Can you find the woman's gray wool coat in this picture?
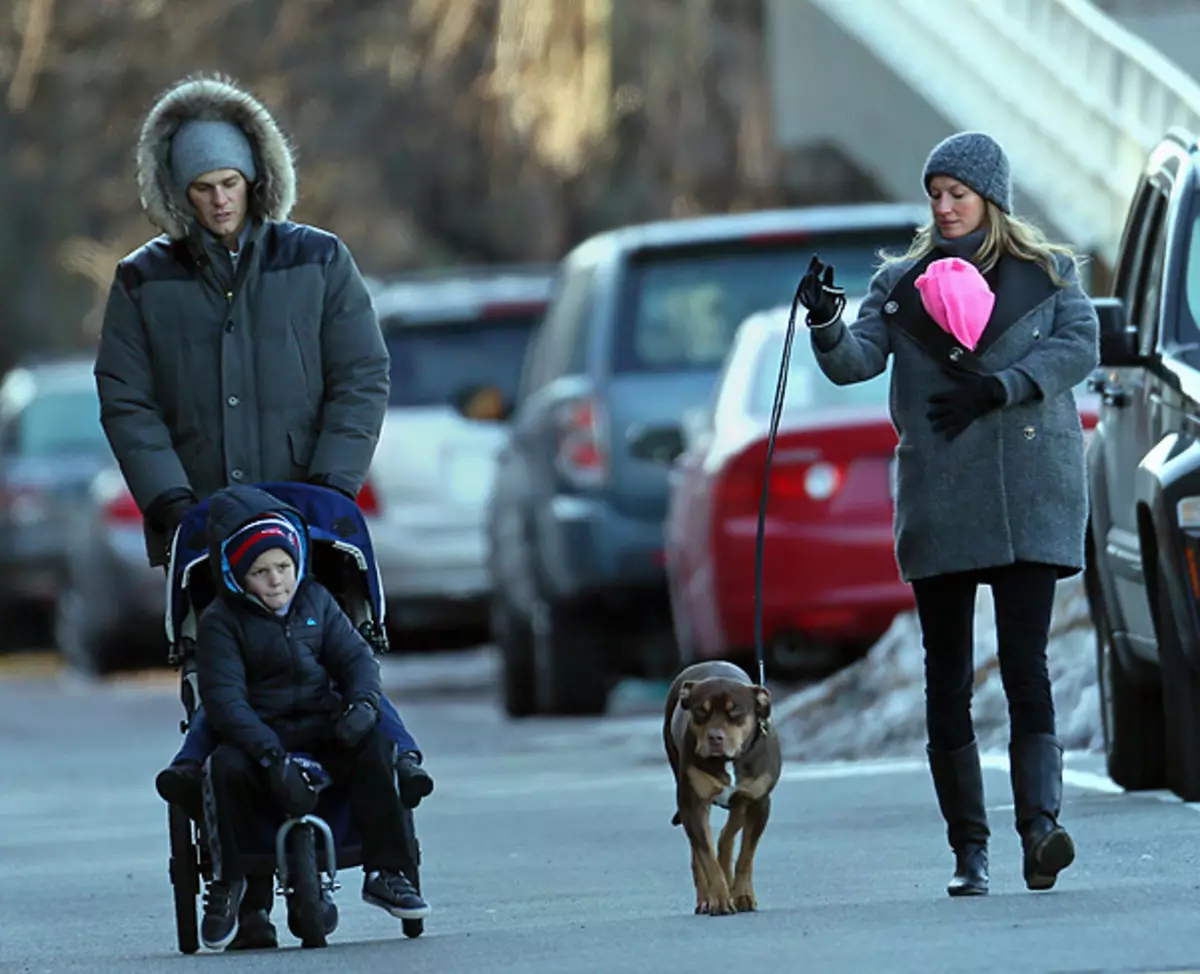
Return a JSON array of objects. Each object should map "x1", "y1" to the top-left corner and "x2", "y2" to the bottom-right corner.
[{"x1": 810, "y1": 252, "x2": 1100, "y2": 583}]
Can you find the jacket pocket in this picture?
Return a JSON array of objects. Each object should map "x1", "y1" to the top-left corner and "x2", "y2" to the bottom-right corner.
[{"x1": 287, "y1": 429, "x2": 315, "y2": 474}]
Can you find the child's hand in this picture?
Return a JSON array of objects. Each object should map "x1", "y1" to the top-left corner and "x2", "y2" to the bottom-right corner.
[
  {"x1": 335, "y1": 701, "x2": 379, "y2": 748},
  {"x1": 266, "y1": 753, "x2": 319, "y2": 818}
]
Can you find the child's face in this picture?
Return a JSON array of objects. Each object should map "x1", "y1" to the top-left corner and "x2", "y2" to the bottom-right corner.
[{"x1": 244, "y1": 548, "x2": 296, "y2": 609}]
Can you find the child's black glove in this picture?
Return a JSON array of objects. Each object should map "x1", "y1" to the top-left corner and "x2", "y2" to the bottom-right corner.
[
  {"x1": 334, "y1": 700, "x2": 379, "y2": 748},
  {"x1": 927, "y1": 374, "x2": 1006, "y2": 440},
  {"x1": 265, "y1": 752, "x2": 319, "y2": 818}
]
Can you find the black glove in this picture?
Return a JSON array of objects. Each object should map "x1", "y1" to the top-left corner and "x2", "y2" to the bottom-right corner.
[
  {"x1": 797, "y1": 255, "x2": 847, "y2": 327},
  {"x1": 307, "y1": 474, "x2": 356, "y2": 501},
  {"x1": 265, "y1": 752, "x2": 319, "y2": 818},
  {"x1": 334, "y1": 700, "x2": 379, "y2": 748},
  {"x1": 144, "y1": 486, "x2": 198, "y2": 534},
  {"x1": 926, "y1": 374, "x2": 1006, "y2": 441}
]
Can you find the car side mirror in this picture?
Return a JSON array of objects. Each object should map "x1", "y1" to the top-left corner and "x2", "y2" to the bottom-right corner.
[
  {"x1": 451, "y1": 384, "x2": 512, "y2": 423},
  {"x1": 1093, "y1": 297, "x2": 1142, "y2": 367},
  {"x1": 628, "y1": 422, "x2": 686, "y2": 466}
]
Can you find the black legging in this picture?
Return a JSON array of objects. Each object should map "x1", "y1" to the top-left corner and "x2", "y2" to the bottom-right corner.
[{"x1": 912, "y1": 561, "x2": 1059, "y2": 752}]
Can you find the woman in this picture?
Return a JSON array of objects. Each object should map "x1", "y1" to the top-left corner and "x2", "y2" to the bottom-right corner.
[{"x1": 797, "y1": 131, "x2": 1099, "y2": 897}]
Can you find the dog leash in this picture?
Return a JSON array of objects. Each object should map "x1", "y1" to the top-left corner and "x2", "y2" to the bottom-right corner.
[{"x1": 752, "y1": 279, "x2": 807, "y2": 688}]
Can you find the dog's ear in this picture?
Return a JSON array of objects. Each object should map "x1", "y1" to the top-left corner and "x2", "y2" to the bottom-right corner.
[
  {"x1": 752, "y1": 685, "x2": 771, "y2": 718},
  {"x1": 678, "y1": 680, "x2": 697, "y2": 709}
]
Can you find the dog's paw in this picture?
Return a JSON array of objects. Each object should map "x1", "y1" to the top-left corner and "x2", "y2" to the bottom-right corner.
[
  {"x1": 733, "y1": 890, "x2": 757, "y2": 912},
  {"x1": 706, "y1": 893, "x2": 737, "y2": 916}
]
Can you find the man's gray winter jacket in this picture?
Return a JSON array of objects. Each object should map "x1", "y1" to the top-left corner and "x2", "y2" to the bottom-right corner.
[
  {"x1": 810, "y1": 249, "x2": 1099, "y2": 582},
  {"x1": 94, "y1": 75, "x2": 389, "y2": 565}
]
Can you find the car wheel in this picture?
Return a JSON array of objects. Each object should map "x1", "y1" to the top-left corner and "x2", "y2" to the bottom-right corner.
[
  {"x1": 493, "y1": 596, "x2": 537, "y2": 718},
  {"x1": 530, "y1": 597, "x2": 609, "y2": 716},
  {"x1": 1092, "y1": 567, "x2": 1165, "y2": 790},
  {"x1": 1154, "y1": 554, "x2": 1200, "y2": 801}
]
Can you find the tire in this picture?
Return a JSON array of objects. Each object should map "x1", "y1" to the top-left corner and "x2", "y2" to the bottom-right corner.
[
  {"x1": 494, "y1": 596, "x2": 537, "y2": 718},
  {"x1": 1154, "y1": 554, "x2": 1200, "y2": 800},
  {"x1": 285, "y1": 826, "x2": 327, "y2": 949},
  {"x1": 531, "y1": 597, "x2": 609, "y2": 716},
  {"x1": 1092, "y1": 569, "x2": 1166, "y2": 790},
  {"x1": 167, "y1": 805, "x2": 200, "y2": 955},
  {"x1": 400, "y1": 804, "x2": 423, "y2": 938}
]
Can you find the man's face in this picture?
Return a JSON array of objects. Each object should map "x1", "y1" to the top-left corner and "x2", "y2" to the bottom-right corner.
[
  {"x1": 186, "y1": 168, "x2": 249, "y2": 243},
  {"x1": 244, "y1": 548, "x2": 296, "y2": 610}
]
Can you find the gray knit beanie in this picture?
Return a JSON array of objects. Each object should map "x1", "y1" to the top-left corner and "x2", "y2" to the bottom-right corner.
[
  {"x1": 922, "y1": 131, "x2": 1012, "y2": 213},
  {"x1": 169, "y1": 119, "x2": 257, "y2": 190}
]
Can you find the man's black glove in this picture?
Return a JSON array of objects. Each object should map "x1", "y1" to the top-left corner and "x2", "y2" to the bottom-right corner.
[
  {"x1": 264, "y1": 751, "x2": 319, "y2": 818},
  {"x1": 926, "y1": 374, "x2": 1007, "y2": 441},
  {"x1": 145, "y1": 486, "x2": 198, "y2": 534},
  {"x1": 307, "y1": 474, "x2": 356, "y2": 501},
  {"x1": 797, "y1": 255, "x2": 847, "y2": 327},
  {"x1": 334, "y1": 700, "x2": 378, "y2": 748}
]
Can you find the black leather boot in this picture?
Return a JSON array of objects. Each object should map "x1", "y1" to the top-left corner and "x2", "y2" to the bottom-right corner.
[
  {"x1": 927, "y1": 740, "x2": 990, "y2": 896},
  {"x1": 1010, "y1": 733, "x2": 1075, "y2": 890}
]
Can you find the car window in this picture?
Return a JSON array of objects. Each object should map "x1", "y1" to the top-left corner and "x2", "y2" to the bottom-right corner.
[
  {"x1": 747, "y1": 331, "x2": 890, "y2": 416},
  {"x1": 1179, "y1": 191, "x2": 1200, "y2": 344},
  {"x1": 386, "y1": 314, "x2": 540, "y2": 408},
  {"x1": 614, "y1": 234, "x2": 913, "y2": 375},
  {"x1": 5, "y1": 389, "x2": 108, "y2": 458}
]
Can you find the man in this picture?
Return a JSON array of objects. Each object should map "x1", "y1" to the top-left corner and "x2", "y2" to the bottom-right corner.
[{"x1": 94, "y1": 73, "x2": 431, "y2": 949}]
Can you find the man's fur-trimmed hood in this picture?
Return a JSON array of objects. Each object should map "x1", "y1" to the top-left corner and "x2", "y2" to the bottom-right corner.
[{"x1": 136, "y1": 74, "x2": 297, "y2": 240}]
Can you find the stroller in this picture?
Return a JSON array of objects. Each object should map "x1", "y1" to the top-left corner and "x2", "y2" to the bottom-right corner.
[{"x1": 163, "y1": 482, "x2": 423, "y2": 953}]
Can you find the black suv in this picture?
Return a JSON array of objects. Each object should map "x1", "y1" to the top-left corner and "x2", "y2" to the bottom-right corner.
[
  {"x1": 486, "y1": 203, "x2": 926, "y2": 717},
  {"x1": 1085, "y1": 127, "x2": 1200, "y2": 801}
]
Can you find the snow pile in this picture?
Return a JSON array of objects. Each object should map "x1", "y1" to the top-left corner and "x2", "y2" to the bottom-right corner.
[{"x1": 774, "y1": 574, "x2": 1103, "y2": 759}]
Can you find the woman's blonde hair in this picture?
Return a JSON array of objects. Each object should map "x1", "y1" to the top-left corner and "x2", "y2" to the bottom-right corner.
[{"x1": 881, "y1": 201, "x2": 1082, "y2": 287}]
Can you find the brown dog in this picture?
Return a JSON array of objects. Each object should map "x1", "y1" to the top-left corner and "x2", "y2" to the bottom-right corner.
[{"x1": 664, "y1": 660, "x2": 782, "y2": 916}]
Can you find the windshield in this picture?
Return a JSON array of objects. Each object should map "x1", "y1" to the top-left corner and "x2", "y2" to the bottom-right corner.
[
  {"x1": 8, "y1": 389, "x2": 109, "y2": 458},
  {"x1": 385, "y1": 314, "x2": 540, "y2": 409},
  {"x1": 614, "y1": 233, "x2": 913, "y2": 375},
  {"x1": 747, "y1": 331, "x2": 890, "y2": 417}
]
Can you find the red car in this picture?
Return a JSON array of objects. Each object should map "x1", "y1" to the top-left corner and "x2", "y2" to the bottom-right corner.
[{"x1": 664, "y1": 300, "x2": 1101, "y2": 681}]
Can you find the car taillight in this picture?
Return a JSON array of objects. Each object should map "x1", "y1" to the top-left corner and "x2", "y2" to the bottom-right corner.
[
  {"x1": 103, "y1": 488, "x2": 143, "y2": 524},
  {"x1": 554, "y1": 396, "x2": 608, "y2": 488},
  {"x1": 716, "y1": 448, "x2": 844, "y2": 518},
  {"x1": 356, "y1": 479, "x2": 382, "y2": 516}
]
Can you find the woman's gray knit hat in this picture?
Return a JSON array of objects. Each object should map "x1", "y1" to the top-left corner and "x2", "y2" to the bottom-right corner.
[
  {"x1": 169, "y1": 118, "x2": 258, "y2": 190},
  {"x1": 922, "y1": 131, "x2": 1012, "y2": 213}
]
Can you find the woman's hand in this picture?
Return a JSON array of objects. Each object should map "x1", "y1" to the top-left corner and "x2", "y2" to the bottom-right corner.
[
  {"x1": 798, "y1": 255, "x2": 847, "y2": 327},
  {"x1": 927, "y1": 374, "x2": 1006, "y2": 440}
]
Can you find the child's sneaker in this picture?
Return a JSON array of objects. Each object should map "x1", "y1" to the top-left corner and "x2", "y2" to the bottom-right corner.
[
  {"x1": 200, "y1": 877, "x2": 246, "y2": 950},
  {"x1": 362, "y1": 870, "x2": 430, "y2": 920}
]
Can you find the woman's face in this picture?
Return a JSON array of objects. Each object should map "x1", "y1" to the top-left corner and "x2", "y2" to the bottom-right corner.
[{"x1": 928, "y1": 175, "x2": 986, "y2": 239}]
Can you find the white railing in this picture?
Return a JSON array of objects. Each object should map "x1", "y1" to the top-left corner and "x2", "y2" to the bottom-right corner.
[{"x1": 806, "y1": 0, "x2": 1200, "y2": 263}]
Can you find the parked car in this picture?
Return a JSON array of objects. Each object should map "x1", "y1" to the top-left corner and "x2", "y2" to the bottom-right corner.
[
  {"x1": 661, "y1": 296, "x2": 914, "y2": 680},
  {"x1": 54, "y1": 465, "x2": 166, "y2": 674},
  {"x1": 0, "y1": 356, "x2": 115, "y2": 648},
  {"x1": 1084, "y1": 126, "x2": 1200, "y2": 801},
  {"x1": 369, "y1": 265, "x2": 554, "y2": 648},
  {"x1": 485, "y1": 203, "x2": 930, "y2": 717},
  {"x1": 665, "y1": 294, "x2": 1103, "y2": 685}
]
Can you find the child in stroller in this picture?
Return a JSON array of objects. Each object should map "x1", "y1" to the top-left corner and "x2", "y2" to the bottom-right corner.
[{"x1": 190, "y1": 484, "x2": 429, "y2": 950}]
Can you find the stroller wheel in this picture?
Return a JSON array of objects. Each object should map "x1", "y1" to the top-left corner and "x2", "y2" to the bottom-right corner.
[
  {"x1": 167, "y1": 805, "x2": 200, "y2": 954},
  {"x1": 285, "y1": 826, "x2": 327, "y2": 948}
]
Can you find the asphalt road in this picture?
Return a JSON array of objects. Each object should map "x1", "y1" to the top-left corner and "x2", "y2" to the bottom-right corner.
[{"x1": 4, "y1": 650, "x2": 1200, "y2": 974}]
